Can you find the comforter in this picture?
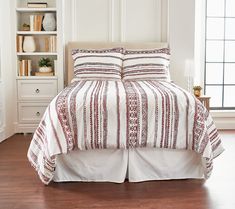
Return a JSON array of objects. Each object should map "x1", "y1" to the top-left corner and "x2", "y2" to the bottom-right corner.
[{"x1": 27, "y1": 80, "x2": 224, "y2": 184}]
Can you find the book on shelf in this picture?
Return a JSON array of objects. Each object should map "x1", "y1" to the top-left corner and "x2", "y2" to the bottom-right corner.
[
  {"x1": 54, "y1": 60, "x2": 57, "y2": 76},
  {"x1": 27, "y1": 3, "x2": 48, "y2": 8},
  {"x1": 35, "y1": 72, "x2": 54, "y2": 76},
  {"x1": 18, "y1": 60, "x2": 32, "y2": 76},
  {"x1": 16, "y1": 35, "x2": 24, "y2": 52},
  {"x1": 30, "y1": 15, "x2": 43, "y2": 31},
  {"x1": 44, "y1": 36, "x2": 57, "y2": 52}
]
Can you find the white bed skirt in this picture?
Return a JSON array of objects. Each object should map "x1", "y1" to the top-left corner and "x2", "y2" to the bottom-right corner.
[{"x1": 53, "y1": 148, "x2": 204, "y2": 183}]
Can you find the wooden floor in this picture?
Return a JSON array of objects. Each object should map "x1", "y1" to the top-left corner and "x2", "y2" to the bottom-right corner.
[{"x1": 0, "y1": 131, "x2": 234, "y2": 209}]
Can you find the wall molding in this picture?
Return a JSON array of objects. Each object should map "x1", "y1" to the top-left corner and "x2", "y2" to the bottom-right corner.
[
  {"x1": 120, "y1": 0, "x2": 165, "y2": 42},
  {"x1": 161, "y1": 0, "x2": 169, "y2": 42},
  {"x1": 71, "y1": 0, "x2": 79, "y2": 41},
  {"x1": 109, "y1": 0, "x2": 115, "y2": 42},
  {"x1": 69, "y1": 0, "x2": 168, "y2": 42},
  {"x1": 120, "y1": 0, "x2": 126, "y2": 42},
  {"x1": 156, "y1": 0, "x2": 162, "y2": 41}
]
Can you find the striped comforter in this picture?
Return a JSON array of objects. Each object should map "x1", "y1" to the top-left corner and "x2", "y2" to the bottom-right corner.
[{"x1": 27, "y1": 80, "x2": 224, "y2": 184}]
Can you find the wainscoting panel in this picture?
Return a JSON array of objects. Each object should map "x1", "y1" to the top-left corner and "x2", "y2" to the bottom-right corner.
[
  {"x1": 74, "y1": 0, "x2": 111, "y2": 41},
  {"x1": 68, "y1": 0, "x2": 168, "y2": 42},
  {"x1": 121, "y1": 0, "x2": 162, "y2": 42}
]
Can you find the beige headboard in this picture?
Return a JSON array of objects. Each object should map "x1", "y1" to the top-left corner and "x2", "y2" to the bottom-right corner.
[{"x1": 66, "y1": 42, "x2": 168, "y2": 85}]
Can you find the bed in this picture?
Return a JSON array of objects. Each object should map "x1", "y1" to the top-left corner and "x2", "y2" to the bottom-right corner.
[{"x1": 27, "y1": 42, "x2": 224, "y2": 184}]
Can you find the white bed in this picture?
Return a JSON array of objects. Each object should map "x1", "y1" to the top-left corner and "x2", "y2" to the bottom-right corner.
[
  {"x1": 51, "y1": 42, "x2": 205, "y2": 183},
  {"x1": 27, "y1": 42, "x2": 223, "y2": 184}
]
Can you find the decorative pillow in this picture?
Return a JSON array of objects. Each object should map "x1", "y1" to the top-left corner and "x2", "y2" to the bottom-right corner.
[
  {"x1": 72, "y1": 48, "x2": 124, "y2": 80},
  {"x1": 122, "y1": 48, "x2": 170, "y2": 81}
]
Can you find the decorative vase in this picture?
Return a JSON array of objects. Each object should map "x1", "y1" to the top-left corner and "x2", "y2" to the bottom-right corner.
[
  {"x1": 39, "y1": 66, "x2": 52, "y2": 73},
  {"x1": 23, "y1": 36, "x2": 36, "y2": 52},
  {"x1": 194, "y1": 89, "x2": 201, "y2": 97},
  {"x1": 43, "y1": 13, "x2": 56, "y2": 31}
]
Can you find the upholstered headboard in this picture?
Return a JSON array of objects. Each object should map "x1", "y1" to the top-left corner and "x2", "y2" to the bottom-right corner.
[{"x1": 66, "y1": 42, "x2": 168, "y2": 85}]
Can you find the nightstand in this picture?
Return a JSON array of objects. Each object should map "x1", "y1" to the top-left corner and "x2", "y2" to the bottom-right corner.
[{"x1": 198, "y1": 96, "x2": 211, "y2": 111}]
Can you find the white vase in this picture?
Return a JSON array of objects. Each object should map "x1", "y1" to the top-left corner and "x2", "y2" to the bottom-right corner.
[
  {"x1": 39, "y1": 66, "x2": 52, "y2": 73},
  {"x1": 23, "y1": 36, "x2": 36, "y2": 52},
  {"x1": 43, "y1": 13, "x2": 56, "y2": 31}
]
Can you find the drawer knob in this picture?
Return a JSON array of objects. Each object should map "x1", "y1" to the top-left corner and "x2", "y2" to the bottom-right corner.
[
  {"x1": 35, "y1": 89, "x2": 40, "y2": 93},
  {"x1": 36, "y1": 112, "x2": 40, "y2": 116}
]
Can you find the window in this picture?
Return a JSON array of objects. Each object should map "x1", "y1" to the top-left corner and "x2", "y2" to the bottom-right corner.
[{"x1": 205, "y1": 0, "x2": 235, "y2": 109}]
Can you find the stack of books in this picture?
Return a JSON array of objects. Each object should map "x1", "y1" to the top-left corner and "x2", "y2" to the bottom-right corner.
[
  {"x1": 27, "y1": 1, "x2": 48, "y2": 8},
  {"x1": 45, "y1": 36, "x2": 57, "y2": 52},
  {"x1": 18, "y1": 60, "x2": 32, "y2": 76},
  {"x1": 30, "y1": 15, "x2": 43, "y2": 31},
  {"x1": 16, "y1": 35, "x2": 24, "y2": 52}
]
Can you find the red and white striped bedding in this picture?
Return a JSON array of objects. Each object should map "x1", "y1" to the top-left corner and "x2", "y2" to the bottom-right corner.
[
  {"x1": 123, "y1": 48, "x2": 170, "y2": 81},
  {"x1": 27, "y1": 80, "x2": 224, "y2": 184},
  {"x1": 72, "y1": 48, "x2": 124, "y2": 80}
]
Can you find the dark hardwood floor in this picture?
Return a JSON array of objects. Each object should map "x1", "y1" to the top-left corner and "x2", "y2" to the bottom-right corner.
[{"x1": 0, "y1": 131, "x2": 234, "y2": 209}]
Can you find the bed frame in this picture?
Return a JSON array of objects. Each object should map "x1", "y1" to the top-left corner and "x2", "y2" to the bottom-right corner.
[{"x1": 66, "y1": 42, "x2": 168, "y2": 85}]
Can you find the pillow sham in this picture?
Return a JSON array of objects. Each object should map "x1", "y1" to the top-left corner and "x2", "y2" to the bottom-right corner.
[
  {"x1": 122, "y1": 48, "x2": 170, "y2": 81},
  {"x1": 72, "y1": 48, "x2": 124, "y2": 80}
]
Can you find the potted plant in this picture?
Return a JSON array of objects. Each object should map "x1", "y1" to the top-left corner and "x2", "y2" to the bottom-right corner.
[
  {"x1": 193, "y1": 85, "x2": 202, "y2": 97},
  {"x1": 22, "y1": 23, "x2": 30, "y2": 31},
  {"x1": 38, "y1": 57, "x2": 53, "y2": 73}
]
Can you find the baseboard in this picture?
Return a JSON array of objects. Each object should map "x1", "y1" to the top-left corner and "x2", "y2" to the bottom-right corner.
[
  {"x1": 0, "y1": 128, "x2": 6, "y2": 143},
  {"x1": 14, "y1": 123, "x2": 37, "y2": 134},
  {"x1": 213, "y1": 118, "x2": 235, "y2": 130},
  {"x1": 210, "y1": 111, "x2": 235, "y2": 130}
]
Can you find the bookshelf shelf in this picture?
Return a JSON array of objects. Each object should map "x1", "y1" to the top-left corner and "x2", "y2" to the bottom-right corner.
[
  {"x1": 17, "y1": 52, "x2": 57, "y2": 56},
  {"x1": 16, "y1": 8, "x2": 57, "y2": 12},
  {"x1": 17, "y1": 31, "x2": 57, "y2": 35},
  {"x1": 16, "y1": 76, "x2": 58, "y2": 80}
]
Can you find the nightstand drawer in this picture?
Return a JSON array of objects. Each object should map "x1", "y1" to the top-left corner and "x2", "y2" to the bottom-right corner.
[
  {"x1": 17, "y1": 80, "x2": 57, "y2": 101},
  {"x1": 18, "y1": 103, "x2": 48, "y2": 124}
]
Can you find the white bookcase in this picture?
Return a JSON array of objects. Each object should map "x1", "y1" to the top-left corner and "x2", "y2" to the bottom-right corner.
[{"x1": 13, "y1": 0, "x2": 64, "y2": 133}]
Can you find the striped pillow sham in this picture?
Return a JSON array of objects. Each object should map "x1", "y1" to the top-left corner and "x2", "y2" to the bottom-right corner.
[
  {"x1": 72, "y1": 48, "x2": 124, "y2": 80},
  {"x1": 122, "y1": 48, "x2": 171, "y2": 81}
]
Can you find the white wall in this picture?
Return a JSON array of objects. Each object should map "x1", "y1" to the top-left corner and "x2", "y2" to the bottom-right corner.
[
  {"x1": 169, "y1": 0, "x2": 195, "y2": 90},
  {"x1": 0, "y1": 0, "x2": 16, "y2": 142},
  {"x1": 64, "y1": 0, "x2": 168, "y2": 42}
]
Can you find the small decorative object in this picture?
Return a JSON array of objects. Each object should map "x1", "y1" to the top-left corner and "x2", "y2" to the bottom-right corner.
[
  {"x1": 23, "y1": 36, "x2": 36, "y2": 52},
  {"x1": 38, "y1": 57, "x2": 53, "y2": 73},
  {"x1": 22, "y1": 23, "x2": 30, "y2": 31},
  {"x1": 193, "y1": 85, "x2": 202, "y2": 97},
  {"x1": 43, "y1": 13, "x2": 56, "y2": 31}
]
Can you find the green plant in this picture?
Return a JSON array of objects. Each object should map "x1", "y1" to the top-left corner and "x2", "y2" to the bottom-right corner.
[
  {"x1": 23, "y1": 23, "x2": 30, "y2": 27},
  {"x1": 38, "y1": 57, "x2": 52, "y2": 67},
  {"x1": 193, "y1": 85, "x2": 202, "y2": 91}
]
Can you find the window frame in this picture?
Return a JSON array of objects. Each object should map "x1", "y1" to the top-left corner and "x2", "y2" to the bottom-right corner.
[{"x1": 204, "y1": 0, "x2": 235, "y2": 110}]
